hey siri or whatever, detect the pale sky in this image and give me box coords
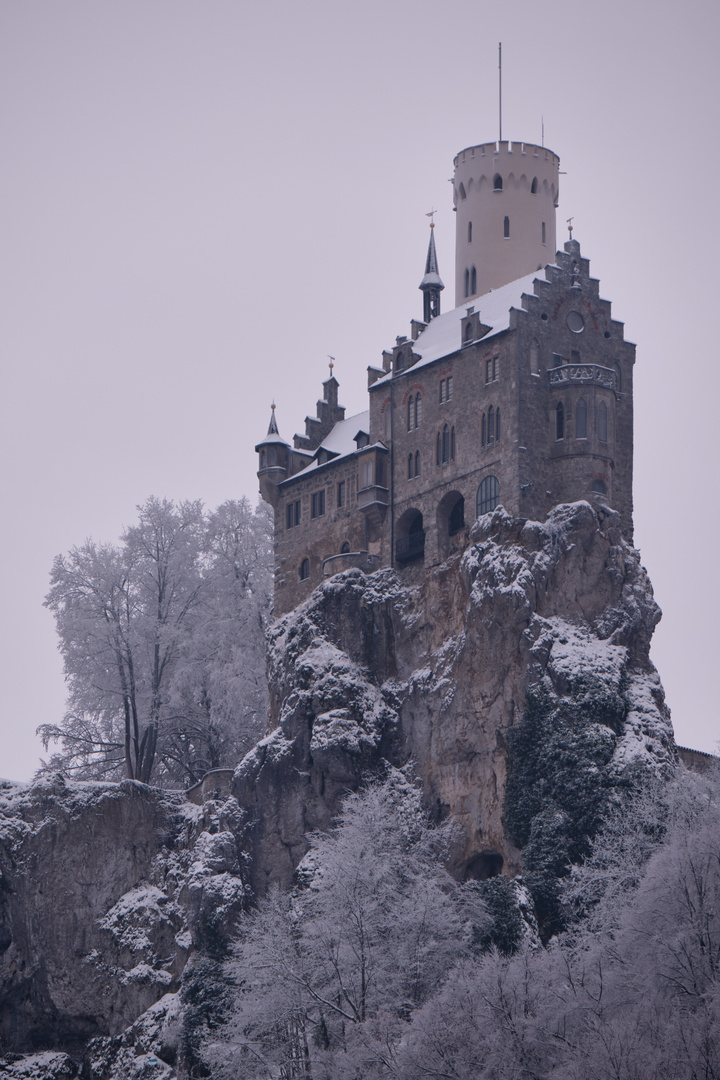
[2,0,718,780]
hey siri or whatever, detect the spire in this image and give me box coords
[267,401,279,435]
[419,215,444,323]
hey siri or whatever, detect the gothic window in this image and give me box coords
[470,266,477,293]
[311,490,325,518]
[299,558,310,581]
[415,394,422,427]
[481,413,487,447]
[442,424,450,464]
[531,176,538,194]
[458,182,467,200]
[464,268,470,297]
[598,401,608,442]
[556,401,565,441]
[468,221,473,242]
[384,405,391,440]
[493,173,503,190]
[503,216,510,238]
[415,450,420,477]
[451,426,456,461]
[436,433,441,466]
[542,221,546,244]
[340,541,350,554]
[496,408,501,443]
[337,481,345,508]
[477,475,500,516]
[576,398,588,439]
[530,338,540,375]
[488,405,495,445]
[408,453,414,480]
[448,496,465,536]
[407,395,414,431]
[376,457,384,486]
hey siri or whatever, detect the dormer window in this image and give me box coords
[493,174,503,191]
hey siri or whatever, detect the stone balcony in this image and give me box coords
[548,364,618,392]
[357,484,389,526]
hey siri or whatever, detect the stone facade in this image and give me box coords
[257,140,635,617]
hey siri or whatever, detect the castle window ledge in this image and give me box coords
[548,364,617,391]
[357,485,389,511]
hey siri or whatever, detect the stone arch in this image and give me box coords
[437,490,466,559]
[299,557,310,581]
[395,508,425,565]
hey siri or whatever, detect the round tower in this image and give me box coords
[256,404,290,509]
[453,140,559,305]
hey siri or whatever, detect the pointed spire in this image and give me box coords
[419,215,445,323]
[267,401,279,435]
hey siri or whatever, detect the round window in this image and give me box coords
[566,310,585,333]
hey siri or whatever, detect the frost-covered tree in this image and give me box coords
[40,496,271,785]
[207,770,489,1080]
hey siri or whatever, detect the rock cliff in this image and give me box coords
[0,502,674,1074]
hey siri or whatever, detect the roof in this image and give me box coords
[375,266,552,386]
[419,227,444,291]
[285,410,371,480]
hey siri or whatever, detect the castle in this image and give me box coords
[257,139,634,615]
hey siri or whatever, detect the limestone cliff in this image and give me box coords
[0,502,674,1074]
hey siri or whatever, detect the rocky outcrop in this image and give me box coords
[234,501,673,890]
[0,502,674,1070]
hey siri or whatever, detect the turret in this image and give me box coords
[453,140,559,304]
[256,404,290,508]
[419,220,444,323]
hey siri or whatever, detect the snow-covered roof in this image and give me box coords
[375,267,551,386]
[285,410,371,480]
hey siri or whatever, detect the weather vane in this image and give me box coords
[567,217,574,239]
[426,209,437,228]
[327,355,335,376]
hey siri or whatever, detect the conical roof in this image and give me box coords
[419,226,444,291]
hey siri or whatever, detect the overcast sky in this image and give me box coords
[2,0,718,780]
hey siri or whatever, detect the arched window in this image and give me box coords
[415,394,422,428]
[384,405,391,440]
[299,558,310,581]
[340,541,350,554]
[556,401,565,441]
[464,268,470,298]
[407,395,414,431]
[496,408,501,443]
[442,424,450,464]
[468,221,472,242]
[503,216,510,238]
[458,182,467,200]
[488,405,495,445]
[451,426,456,461]
[464,322,473,342]
[448,496,465,536]
[436,432,441,466]
[481,413,486,448]
[470,266,477,294]
[542,221,546,244]
[531,176,538,194]
[592,479,607,496]
[576,398,588,439]
[415,450,420,477]
[408,453,414,479]
[493,173,503,190]
[530,338,539,375]
[477,476,500,516]
[598,401,608,443]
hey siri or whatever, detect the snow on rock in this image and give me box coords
[0,1052,79,1078]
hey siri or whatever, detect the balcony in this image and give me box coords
[395,530,426,564]
[548,364,618,392]
[357,484,389,526]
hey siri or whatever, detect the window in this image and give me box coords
[481,413,487,448]
[542,221,546,244]
[408,453,414,480]
[503,216,510,238]
[436,432,441,466]
[442,424,450,464]
[571,349,580,362]
[493,173,503,190]
[448,496,465,536]
[486,357,498,383]
[530,338,539,375]
[260,449,267,468]
[415,394,422,427]
[337,481,345,508]
[470,266,477,293]
[440,377,453,403]
[407,395,414,431]
[464,322,474,343]
[556,401,565,441]
[458,182,466,200]
[384,405,391,440]
[451,426,456,461]
[415,450,420,477]
[340,541,350,554]
[592,479,607,496]
[496,408,501,443]
[576,398,587,439]
[299,558,310,581]
[477,476,500,516]
[464,268,470,298]
[488,405,495,445]
[359,458,373,489]
[531,176,538,194]
[598,401,608,442]
[552,353,563,367]
[286,500,301,529]
[468,221,472,242]
[311,490,325,518]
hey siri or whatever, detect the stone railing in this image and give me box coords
[395,530,426,564]
[322,551,381,577]
[548,364,617,391]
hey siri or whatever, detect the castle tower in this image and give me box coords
[255,404,290,508]
[453,140,559,305]
[419,221,444,323]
